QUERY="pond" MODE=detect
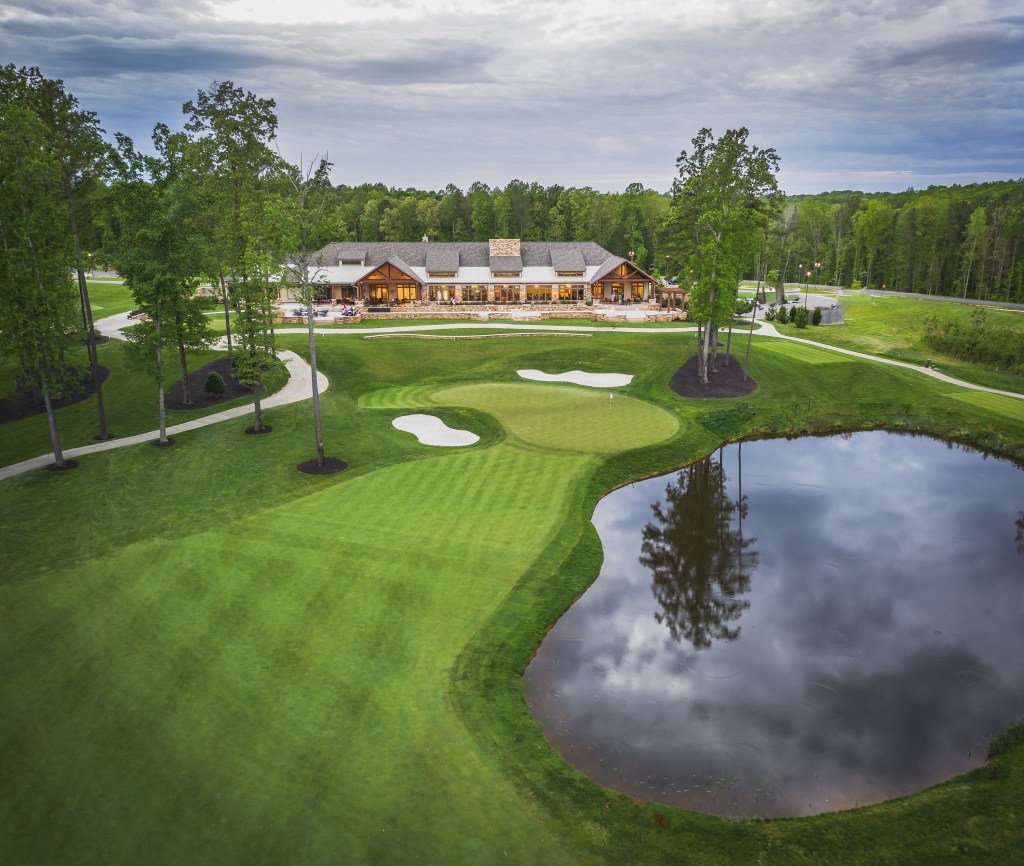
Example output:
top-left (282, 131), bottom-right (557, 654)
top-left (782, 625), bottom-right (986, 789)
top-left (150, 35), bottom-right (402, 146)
top-left (524, 432), bottom-right (1024, 818)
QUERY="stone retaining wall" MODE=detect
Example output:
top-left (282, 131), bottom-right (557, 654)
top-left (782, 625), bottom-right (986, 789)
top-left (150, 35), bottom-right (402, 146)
top-left (276, 305), bottom-right (684, 326)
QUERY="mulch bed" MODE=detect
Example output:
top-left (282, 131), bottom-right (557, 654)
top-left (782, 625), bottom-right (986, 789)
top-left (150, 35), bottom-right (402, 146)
top-left (0, 365), bottom-right (112, 424)
top-left (296, 456), bottom-right (348, 476)
top-left (669, 353), bottom-right (758, 398)
top-left (165, 357), bottom-right (252, 410)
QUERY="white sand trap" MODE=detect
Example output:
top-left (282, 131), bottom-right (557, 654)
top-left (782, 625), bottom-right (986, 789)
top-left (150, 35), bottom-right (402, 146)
top-left (517, 369), bottom-right (634, 388)
top-left (392, 414), bottom-right (479, 446)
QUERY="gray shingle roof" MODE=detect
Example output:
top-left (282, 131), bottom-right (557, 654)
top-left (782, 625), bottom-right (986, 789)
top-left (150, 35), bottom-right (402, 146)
top-left (312, 240), bottom-right (656, 283)
top-left (489, 255), bottom-right (522, 273)
top-left (550, 247), bottom-right (586, 272)
top-left (425, 247), bottom-right (461, 274)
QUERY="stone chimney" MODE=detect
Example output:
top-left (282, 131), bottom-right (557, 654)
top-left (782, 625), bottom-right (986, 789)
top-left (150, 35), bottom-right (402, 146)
top-left (488, 238), bottom-right (521, 257)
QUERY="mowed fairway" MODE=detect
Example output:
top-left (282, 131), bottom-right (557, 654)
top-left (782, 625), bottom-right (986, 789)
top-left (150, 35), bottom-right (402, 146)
top-left (2, 326), bottom-right (1023, 866)
top-left (0, 380), bottom-right (677, 865)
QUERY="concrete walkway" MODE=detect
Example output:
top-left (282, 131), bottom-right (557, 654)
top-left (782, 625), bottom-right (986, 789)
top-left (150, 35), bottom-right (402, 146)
top-left (3, 310), bottom-right (1021, 480)
top-left (755, 321), bottom-right (1024, 401)
top-left (1, 335), bottom-right (327, 481)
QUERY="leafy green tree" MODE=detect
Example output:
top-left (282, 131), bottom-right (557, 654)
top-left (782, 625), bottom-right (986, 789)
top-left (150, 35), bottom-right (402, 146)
top-left (468, 182), bottom-right (494, 240)
top-left (1, 64), bottom-right (113, 438)
top-left (278, 155), bottom-right (337, 467)
top-left (828, 197), bottom-right (859, 286)
top-left (183, 81), bottom-right (284, 433)
top-left (853, 199), bottom-right (895, 289)
top-left (662, 127), bottom-right (780, 383)
top-left (108, 135), bottom-right (212, 444)
top-left (0, 101), bottom-right (81, 467)
top-left (959, 207), bottom-right (988, 299)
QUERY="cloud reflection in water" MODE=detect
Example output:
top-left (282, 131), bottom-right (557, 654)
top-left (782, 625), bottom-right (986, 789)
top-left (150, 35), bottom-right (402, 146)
top-left (523, 432), bottom-right (1024, 817)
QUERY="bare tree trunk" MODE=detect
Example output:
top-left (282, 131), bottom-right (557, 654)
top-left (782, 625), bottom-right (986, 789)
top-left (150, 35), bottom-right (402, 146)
top-left (707, 322), bottom-right (719, 374)
top-left (67, 192), bottom-right (110, 439)
top-left (219, 261), bottom-right (233, 354)
top-left (252, 380), bottom-right (265, 432)
top-left (177, 338), bottom-right (192, 405)
top-left (743, 299), bottom-right (757, 381)
top-left (695, 324), bottom-right (705, 382)
top-left (306, 308), bottom-right (325, 465)
top-left (157, 381), bottom-right (168, 445)
top-left (700, 313), bottom-right (714, 384)
top-left (155, 316), bottom-right (170, 445)
top-left (39, 364), bottom-right (67, 468)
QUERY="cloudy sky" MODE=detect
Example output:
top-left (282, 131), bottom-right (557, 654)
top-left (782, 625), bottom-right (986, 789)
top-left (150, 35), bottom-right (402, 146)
top-left (3, 0), bottom-right (1022, 194)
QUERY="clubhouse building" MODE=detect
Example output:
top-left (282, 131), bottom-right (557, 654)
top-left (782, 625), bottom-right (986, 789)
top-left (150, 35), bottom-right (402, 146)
top-left (290, 238), bottom-right (659, 308)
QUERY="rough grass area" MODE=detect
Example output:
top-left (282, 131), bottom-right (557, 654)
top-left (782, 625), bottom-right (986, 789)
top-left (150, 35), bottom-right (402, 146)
top-left (1, 328), bottom-right (1023, 865)
top-left (773, 295), bottom-right (1024, 394)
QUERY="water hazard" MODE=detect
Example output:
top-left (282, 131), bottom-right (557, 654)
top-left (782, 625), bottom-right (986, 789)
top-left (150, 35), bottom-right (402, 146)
top-left (524, 432), bottom-right (1024, 818)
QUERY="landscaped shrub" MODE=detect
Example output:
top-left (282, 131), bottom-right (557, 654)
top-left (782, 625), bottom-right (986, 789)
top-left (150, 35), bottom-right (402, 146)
top-left (812, 307), bottom-right (823, 326)
top-left (775, 305), bottom-right (790, 325)
top-left (204, 371), bottom-right (226, 399)
top-left (987, 719), bottom-right (1024, 759)
top-left (793, 306), bottom-right (809, 328)
top-left (923, 310), bottom-right (1024, 375)
top-left (763, 306), bottom-right (777, 322)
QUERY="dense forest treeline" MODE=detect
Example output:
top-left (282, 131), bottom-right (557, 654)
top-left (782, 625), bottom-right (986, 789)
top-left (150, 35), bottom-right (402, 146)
top-left (315, 178), bottom-right (1024, 302)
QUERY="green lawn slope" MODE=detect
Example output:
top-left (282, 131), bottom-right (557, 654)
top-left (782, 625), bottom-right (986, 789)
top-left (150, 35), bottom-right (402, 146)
top-left (1, 326), bottom-right (1022, 865)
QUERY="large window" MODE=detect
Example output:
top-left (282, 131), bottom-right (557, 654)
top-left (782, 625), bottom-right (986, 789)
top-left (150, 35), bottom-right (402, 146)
top-left (630, 281), bottom-right (646, 301)
top-left (526, 284), bottom-right (552, 303)
top-left (368, 283), bottom-right (389, 302)
top-left (493, 284), bottom-right (519, 304)
top-left (396, 283), bottom-right (417, 302)
top-left (431, 285), bottom-right (453, 302)
top-left (557, 284), bottom-right (584, 303)
top-left (462, 284), bottom-right (486, 304)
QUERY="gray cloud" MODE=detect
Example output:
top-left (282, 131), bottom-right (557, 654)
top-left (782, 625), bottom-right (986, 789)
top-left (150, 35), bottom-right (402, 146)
top-left (1, 0), bottom-right (1021, 193)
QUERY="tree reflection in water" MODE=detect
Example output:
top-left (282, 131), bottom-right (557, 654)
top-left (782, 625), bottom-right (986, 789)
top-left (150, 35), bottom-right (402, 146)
top-left (640, 447), bottom-right (758, 649)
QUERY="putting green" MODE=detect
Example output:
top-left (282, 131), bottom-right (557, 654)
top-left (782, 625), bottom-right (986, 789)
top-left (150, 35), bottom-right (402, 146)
top-left (434, 381), bottom-right (678, 454)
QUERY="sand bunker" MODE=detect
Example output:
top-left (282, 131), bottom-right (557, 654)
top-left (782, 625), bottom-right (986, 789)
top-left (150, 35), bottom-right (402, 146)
top-left (392, 414), bottom-right (479, 446)
top-left (517, 369), bottom-right (633, 388)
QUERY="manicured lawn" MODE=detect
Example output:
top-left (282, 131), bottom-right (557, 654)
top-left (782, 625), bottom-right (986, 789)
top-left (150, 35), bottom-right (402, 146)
top-left (1, 329), bottom-right (1022, 865)
top-left (0, 342), bottom-right (288, 466)
top-left (772, 294), bottom-right (1024, 395)
top-left (85, 277), bottom-right (135, 317)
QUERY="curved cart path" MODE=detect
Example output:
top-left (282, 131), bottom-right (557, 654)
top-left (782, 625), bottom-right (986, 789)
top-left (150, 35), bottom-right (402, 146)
top-left (1, 312), bottom-right (328, 480)
top-left (3, 314), bottom-right (1021, 480)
